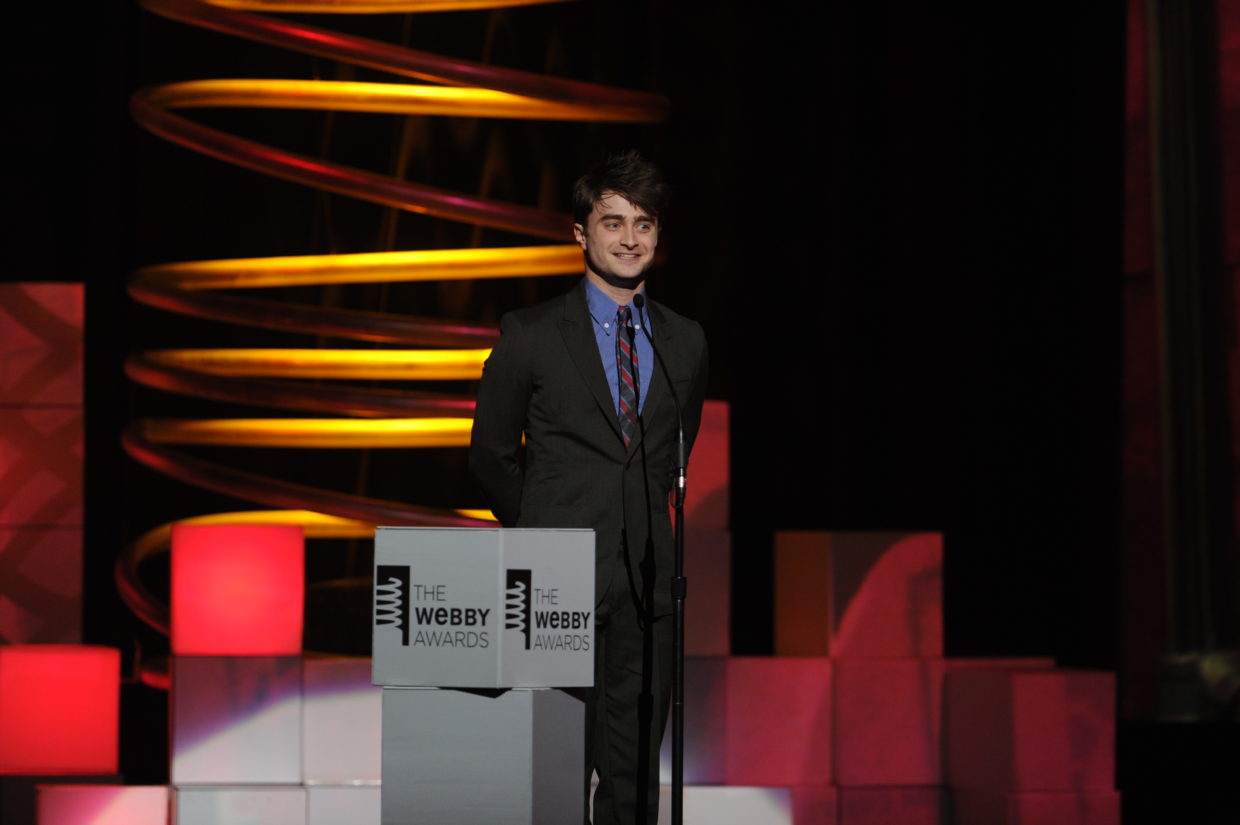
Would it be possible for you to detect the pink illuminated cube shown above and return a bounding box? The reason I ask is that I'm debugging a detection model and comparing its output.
[834,659,945,786]
[660,657,728,784]
[839,787,944,825]
[683,400,729,530]
[773,532,832,656]
[834,658,1055,786]
[790,785,839,825]
[724,657,833,786]
[37,784,169,825]
[953,789,1121,825]
[944,669,1115,791]
[172,524,304,656]
[0,646,119,774]
[684,529,731,656]
[775,532,943,658]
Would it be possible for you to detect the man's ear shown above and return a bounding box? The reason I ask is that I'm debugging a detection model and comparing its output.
[572,223,586,249]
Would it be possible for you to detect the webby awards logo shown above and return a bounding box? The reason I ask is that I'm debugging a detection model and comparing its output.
[504,568,590,652]
[375,563,491,649]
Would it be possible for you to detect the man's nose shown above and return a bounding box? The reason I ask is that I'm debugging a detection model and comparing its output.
[620,225,637,246]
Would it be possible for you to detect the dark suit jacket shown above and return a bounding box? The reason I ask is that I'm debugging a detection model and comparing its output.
[468,280,708,614]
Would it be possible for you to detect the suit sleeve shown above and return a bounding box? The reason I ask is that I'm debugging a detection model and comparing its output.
[468,313,530,527]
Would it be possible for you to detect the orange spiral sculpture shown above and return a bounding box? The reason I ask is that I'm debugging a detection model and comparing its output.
[119,0,667,650]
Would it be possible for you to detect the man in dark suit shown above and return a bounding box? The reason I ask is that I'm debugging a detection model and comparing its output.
[469,151,708,825]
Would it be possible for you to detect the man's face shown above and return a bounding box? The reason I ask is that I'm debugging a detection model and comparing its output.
[573,192,659,290]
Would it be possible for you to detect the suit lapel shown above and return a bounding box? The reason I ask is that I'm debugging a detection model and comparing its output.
[624,299,679,457]
[557,283,624,443]
[630,301,668,447]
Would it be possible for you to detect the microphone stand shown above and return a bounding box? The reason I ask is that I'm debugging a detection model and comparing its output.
[669,425,687,825]
[633,295,688,825]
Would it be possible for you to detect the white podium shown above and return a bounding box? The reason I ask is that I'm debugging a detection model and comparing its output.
[372,528,594,825]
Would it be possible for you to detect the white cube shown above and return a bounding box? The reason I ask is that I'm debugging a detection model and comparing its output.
[657,786,792,825]
[174,786,305,825]
[307,786,380,825]
[171,657,302,785]
[302,658,381,784]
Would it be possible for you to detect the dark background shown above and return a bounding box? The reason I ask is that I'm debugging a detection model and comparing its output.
[9,0,1147,801]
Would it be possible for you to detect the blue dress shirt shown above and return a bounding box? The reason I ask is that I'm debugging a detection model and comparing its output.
[583,277,655,416]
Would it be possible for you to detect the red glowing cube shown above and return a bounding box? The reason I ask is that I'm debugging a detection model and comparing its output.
[0,645,119,774]
[171,524,304,656]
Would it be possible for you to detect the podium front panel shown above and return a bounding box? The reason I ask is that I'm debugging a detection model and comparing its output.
[374,529,499,687]
[373,528,593,688]
[498,529,595,688]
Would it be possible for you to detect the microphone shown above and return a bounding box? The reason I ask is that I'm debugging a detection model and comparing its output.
[633,293,687,507]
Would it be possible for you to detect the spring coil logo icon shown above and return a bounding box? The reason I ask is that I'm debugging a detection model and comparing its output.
[375,565,411,646]
[504,569,532,649]
[113,0,668,674]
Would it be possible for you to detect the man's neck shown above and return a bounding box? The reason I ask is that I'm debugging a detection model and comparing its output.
[585,270,645,306]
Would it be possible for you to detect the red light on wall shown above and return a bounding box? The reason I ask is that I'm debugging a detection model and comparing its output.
[172,524,304,656]
[0,645,120,775]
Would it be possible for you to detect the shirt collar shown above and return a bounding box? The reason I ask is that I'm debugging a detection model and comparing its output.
[583,277,649,336]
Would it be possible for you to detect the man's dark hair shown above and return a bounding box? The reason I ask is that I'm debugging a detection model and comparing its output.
[571,150,671,226]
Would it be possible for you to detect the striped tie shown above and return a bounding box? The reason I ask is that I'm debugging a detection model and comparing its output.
[616,305,639,447]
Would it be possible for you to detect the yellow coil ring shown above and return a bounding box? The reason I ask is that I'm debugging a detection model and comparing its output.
[122,0,667,647]
[140,417,475,448]
[141,348,490,379]
[134,245,584,290]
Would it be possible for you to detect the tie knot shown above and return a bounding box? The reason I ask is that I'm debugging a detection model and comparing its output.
[617,306,632,326]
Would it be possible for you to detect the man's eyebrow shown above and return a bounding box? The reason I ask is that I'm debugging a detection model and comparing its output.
[596,213,657,223]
